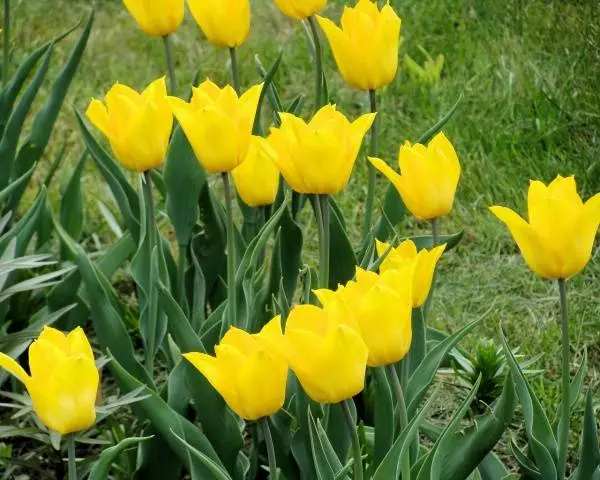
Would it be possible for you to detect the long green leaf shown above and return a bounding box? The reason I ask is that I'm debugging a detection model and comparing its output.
[308,409,341,480]
[572,390,600,480]
[170,429,233,480]
[89,436,151,480]
[0,163,36,206]
[328,198,356,289]
[59,150,86,254]
[0,187,47,255]
[252,51,282,135]
[477,453,511,480]
[372,367,395,472]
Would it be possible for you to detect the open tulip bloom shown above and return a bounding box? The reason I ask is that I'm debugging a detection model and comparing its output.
[369,131,461,221]
[317,0,402,91]
[122,0,184,37]
[0,327,99,436]
[490,175,600,280]
[86,77,173,173]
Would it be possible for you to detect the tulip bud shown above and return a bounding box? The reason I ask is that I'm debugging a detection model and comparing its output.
[187,0,250,48]
[273,0,327,20]
[122,0,184,37]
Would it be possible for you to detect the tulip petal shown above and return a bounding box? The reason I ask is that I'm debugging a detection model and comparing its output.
[369,156,407,200]
[183,352,237,405]
[412,244,446,307]
[0,352,29,385]
[29,356,98,434]
[548,175,583,206]
[286,304,328,335]
[66,327,95,362]
[86,100,111,137]
[28,339,65,381]
[220,327,257,356]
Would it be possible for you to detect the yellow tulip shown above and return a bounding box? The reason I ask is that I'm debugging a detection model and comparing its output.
[122,0,184,37]
[232,137,280,207]
[183,318,288,420]
[317,0,402,91]
[169,80,263,173]
[273,0,326,20]
[86,78,173,173]
[315,266,413,367]
[369,132,461,220]
[187,0,250,48]
[490,175,600,280]
[280,304,368,403]
[376,239,446,307]
[0,327,99,435]
[269,104,375,194]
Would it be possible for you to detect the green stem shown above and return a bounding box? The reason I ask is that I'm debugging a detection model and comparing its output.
[387,364,411,480]
[307,15,323,112]
[341,399,363,480]
[557,278,570,479]
[222,173,237,328]
[314,194,330,289]
[163,34,176,94]
[260,418,277,479]
[177,243,187,308]
[2,0,9,86]
[229,47,240,95]
[142,171,157,375]
[431,217,439,246]
[362,89,378,240]
[67,436,76,480]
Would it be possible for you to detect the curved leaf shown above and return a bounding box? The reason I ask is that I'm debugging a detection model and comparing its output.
[89,436,151,480]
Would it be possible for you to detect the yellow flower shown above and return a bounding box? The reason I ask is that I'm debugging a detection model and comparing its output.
[317,0,402,91]
[86,78,173,172]
[490,175,600,280]
[315,266,413,367]
[122,0,184,36]
[0,327,99,435]
[187,0,250,48]
[232,137,280,207]
[369,132,461,220]
[183,318,288,420]
[274,0,326,20]
[281,304,368,403]
[269,105,375,194]
[376,239,446,307]
[169,80,263,173]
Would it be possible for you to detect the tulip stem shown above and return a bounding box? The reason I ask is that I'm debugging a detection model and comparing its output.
[307,16,323,112]
[387,364,411,480]
[260,418,277,479]
[229,47,240,95]
[163,34,176,95]
[2,0,9,86]
[431,218,439,246]
[557,278,570,479]
[66,436,76,480]
[222,173,237,328]
[142,171,158,375]
[314,194,330,289]
[341,399,363,480]
[362,89,378,241]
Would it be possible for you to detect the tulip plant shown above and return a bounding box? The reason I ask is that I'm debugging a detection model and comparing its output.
[1,0,599,479]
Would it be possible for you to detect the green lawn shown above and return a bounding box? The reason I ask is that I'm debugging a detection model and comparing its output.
[7,0,600,467]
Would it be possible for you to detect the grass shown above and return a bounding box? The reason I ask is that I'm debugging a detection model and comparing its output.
[4,0,600,474]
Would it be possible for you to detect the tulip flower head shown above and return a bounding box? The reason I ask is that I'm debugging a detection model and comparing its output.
[317,0,402,91]
[315,266,414,367]
[86,78,173,172]
[269,105,375,194]
[490,175,600,280]
[169,80,263,173]
[376,239,446,307]
[369,132,461,220]
[184,318,288,420]
[232,137,280,207]
[122,0,184,36]
[280,304,368,403]
[274,0,327,20]
[0,327,99,435]
[187,0,250,48]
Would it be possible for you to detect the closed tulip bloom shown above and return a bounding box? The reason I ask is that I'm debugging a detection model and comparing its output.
[281,304,368,404]
[317,0,402,91]
[0,327,99,435]
[169,80,263,173]
[86,78,172,172]
[274,0,326,20]
[376,239,446,307]
[122,0,184,36]
[315,266,413,367]
[187,0,250,48]
[269,105,375,194]
[490,175,600,280]
[183,318,287,420]
[369,132,461,220]
[232,137,280,207]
